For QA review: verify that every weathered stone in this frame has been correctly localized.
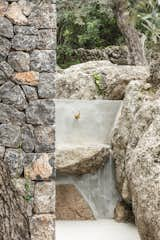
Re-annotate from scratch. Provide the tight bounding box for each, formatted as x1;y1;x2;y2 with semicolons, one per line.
0;103;25;125
22;85;38;102
13;71;39;86
38;73;55;98
0;69;6;84
30;50;56;72
26;100;55;125
0;16;13;38
5;2;28;25
13;178;34;217
0;81;27;110
24;153;54;180
4;148;25;177
16;0;33;16
8;51;30;72
0;124;21;148
0;1;8;16
30;214;55;240
114;201;134;223
37;29;56;50
28;4;56;29
0;146;5;158
34;181;55;214
12;34;37;51
56;61;149;100
0;61;14;78
112;80;160;239
56;145;110;175
14;25;38;35
147;58;160;87
112;81;154;199
56;184;95;220
21;125;35;153
34;126;55;153
0;36;11;60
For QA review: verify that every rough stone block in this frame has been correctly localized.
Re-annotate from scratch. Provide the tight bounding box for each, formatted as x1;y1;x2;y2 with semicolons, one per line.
0;124;21;148
14;26;38;35
22;85;38;102
5;2;28;25
13;71;39;86
34;126;55;153
0;61;14;78
0;103;25;126
0;16;13;38
13;178;34;217
34;181;55;214
30;50;56;72
0;36;11;60
4;148;25;177
8;51;30;72
21;124;35;153
26;100;55;125
37;29;56;50
0;81;27;110
28;4;56;29
12;34;37;51
38;73;55;99
24;153;55;180
30;214;55;240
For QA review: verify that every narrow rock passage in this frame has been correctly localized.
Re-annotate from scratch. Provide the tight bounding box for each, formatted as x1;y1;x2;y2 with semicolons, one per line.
56;220;140;240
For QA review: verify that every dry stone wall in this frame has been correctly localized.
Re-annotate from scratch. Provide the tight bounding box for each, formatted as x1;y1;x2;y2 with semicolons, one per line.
0;0;56;239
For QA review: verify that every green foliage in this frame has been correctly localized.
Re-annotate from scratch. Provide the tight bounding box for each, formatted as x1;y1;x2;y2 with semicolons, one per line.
24;179;33;202
57;0;123;67
93;72;104;95
129;0;160;45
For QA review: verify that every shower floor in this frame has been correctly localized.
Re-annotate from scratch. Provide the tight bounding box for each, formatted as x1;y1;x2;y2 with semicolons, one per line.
56;220;140;240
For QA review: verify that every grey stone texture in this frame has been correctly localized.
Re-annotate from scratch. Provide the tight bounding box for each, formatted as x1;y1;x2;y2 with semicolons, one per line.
4;148;25;177
0;36;11;60
21;124;35;153
0;124;21;148
0;61;14;78
22;85;38;101
34;181;55;214
0;0;56;238
0;81;27;110
8;51;30;72
0;16;14;38
38;73;55;98
12;34;37;51
30;50;56;72
0;103;25;125
26;100;55;125
34;126;55;153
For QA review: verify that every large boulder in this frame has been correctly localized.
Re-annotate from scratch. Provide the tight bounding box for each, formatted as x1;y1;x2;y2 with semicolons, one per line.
56;145;110;175
56;61;149;100
112;79;160;239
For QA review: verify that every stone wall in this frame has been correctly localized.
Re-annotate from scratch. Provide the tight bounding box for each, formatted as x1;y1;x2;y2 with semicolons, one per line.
0;0;56;239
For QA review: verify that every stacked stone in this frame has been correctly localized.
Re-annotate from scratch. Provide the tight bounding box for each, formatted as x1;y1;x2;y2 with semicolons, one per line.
0;0;56;239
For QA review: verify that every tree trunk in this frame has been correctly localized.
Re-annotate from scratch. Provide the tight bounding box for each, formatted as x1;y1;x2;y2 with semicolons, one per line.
114;0;147;66
0;157;31;240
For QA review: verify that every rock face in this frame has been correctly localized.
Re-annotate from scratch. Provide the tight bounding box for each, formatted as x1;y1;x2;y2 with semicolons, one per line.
56;61;149;100
56;184;95;220
112;78;160;240
56;145;110;175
